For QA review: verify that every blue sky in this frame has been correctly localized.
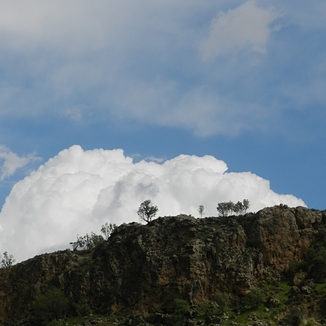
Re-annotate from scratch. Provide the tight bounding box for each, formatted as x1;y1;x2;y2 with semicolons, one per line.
0;1;325;261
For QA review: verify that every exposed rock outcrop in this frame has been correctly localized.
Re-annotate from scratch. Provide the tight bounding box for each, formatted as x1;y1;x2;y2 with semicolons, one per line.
0;205;325;325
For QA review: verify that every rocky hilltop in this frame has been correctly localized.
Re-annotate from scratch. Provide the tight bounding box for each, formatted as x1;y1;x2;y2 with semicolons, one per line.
1;205;326;325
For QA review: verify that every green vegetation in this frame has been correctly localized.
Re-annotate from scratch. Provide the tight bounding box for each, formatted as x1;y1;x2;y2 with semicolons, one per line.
31;289;69;326
169;299;191;326
242;288;266;309
100;222;117;240
286;225;326;283
217;199;250;217
38;314;116;326
70;232;104;251
137;199;158;223
215;292;230;314
28;279;324;326
0;251;15;268
173;298;190;314
5;206;326;325
305;246;326;282
70;223;116;250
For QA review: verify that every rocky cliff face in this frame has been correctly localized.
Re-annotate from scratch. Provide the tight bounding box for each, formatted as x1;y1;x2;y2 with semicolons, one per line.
0;205;325;325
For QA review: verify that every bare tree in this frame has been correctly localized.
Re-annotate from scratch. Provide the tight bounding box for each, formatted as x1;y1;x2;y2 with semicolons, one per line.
198;205;205;218
0;251;15;268
101;222;117;240
70;232;104;251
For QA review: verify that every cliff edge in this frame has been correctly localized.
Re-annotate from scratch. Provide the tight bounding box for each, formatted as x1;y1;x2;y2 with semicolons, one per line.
0;205;325;325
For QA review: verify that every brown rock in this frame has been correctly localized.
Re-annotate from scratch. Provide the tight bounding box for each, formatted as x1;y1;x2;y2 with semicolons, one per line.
0;206;323;325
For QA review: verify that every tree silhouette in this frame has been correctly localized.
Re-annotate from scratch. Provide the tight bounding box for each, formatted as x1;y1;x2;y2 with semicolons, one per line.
137;200;158;223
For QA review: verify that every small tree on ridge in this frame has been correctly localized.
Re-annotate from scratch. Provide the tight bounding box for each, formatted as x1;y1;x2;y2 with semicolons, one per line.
138;199;158;223
217;201;234;217
217;199;250;217
198;205;205;218
0;251;15;268
101;222;117;240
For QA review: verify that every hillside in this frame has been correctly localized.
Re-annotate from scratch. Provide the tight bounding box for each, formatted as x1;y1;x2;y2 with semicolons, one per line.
1;205;326;325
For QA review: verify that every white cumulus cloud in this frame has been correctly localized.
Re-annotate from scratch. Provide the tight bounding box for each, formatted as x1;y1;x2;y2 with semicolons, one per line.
201;0;280;60
0;145;305;263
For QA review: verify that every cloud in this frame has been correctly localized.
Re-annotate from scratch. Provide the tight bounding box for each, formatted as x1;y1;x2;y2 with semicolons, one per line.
114;81;266;137
201;0;280;60
0;1;275;137
0;1;325;140
0;145;305;263
64;105;88;123
0;145;41;180
145;156;165;163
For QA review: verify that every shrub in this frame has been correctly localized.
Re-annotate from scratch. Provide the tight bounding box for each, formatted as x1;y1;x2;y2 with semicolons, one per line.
31;289;69;326
215;292;230;314
242;288;265;308
170;299;190;326
47;320;63;326
101;222;117;240
76;298;91;316
217;199;250;217
306;246;326;282
173;299;190;314
70;232;104;251
286;305;305;326
0;251;15;268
